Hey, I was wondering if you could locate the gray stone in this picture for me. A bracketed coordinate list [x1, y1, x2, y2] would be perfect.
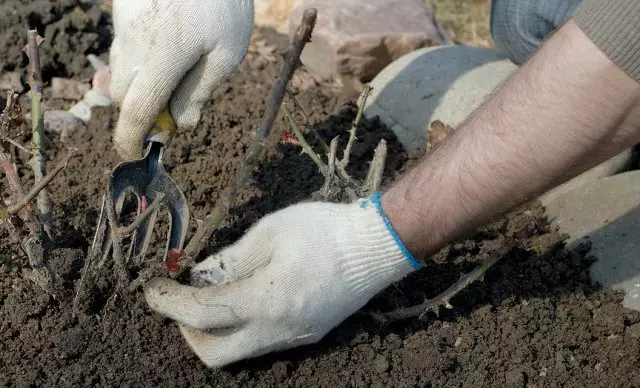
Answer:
[541, 170, 640, 311]
[83, 89, 112, 108]
[288, 0, 450, 83]
[362, 44, 517, 152]
[68, 100, 92, 123]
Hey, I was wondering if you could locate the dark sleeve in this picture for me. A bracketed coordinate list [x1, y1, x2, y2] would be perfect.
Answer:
[572, 0, 640, 83]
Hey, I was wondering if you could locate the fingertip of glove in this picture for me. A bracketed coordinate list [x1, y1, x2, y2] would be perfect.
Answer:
[143, 277, 177, 310]
[170, 103, 202, 132]
[113, 132, 143, 160]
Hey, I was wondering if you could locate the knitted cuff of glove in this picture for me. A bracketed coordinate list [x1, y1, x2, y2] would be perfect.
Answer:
[359, 192, 422, 270]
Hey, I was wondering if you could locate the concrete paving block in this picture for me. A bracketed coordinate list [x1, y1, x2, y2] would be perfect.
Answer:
[362, 44, 517, 152]
[539, 149, 633, 204]
[541, 170, 640, 311]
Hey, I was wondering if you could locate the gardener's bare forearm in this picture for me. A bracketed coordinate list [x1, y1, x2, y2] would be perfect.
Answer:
[382, 19, 640, 260]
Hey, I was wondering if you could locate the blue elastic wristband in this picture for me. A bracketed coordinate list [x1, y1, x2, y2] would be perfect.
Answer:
[362, 192, 422, 270]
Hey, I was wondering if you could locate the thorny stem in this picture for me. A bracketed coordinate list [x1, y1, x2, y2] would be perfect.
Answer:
[340, 85, 372, 169]
[283, 104, 360, 201]
[7, 148, 77, 215]
[25, 29, 53, 238]
[372, 236, 520, 323]
[183, 8, 318, 260]
[320, 136, 339, 198]
[0, 92, 40, 237]
[282, 104, 327, 173]
[286, 89, 329, 154]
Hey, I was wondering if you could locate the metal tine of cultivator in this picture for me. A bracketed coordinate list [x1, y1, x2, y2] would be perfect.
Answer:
[154, 181, 189, 261]
[128, 193, 160, 263]
[128, 168, 190, 263]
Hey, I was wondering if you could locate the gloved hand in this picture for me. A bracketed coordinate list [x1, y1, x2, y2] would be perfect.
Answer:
[109, 0, 254, 160]
[144, 193, 423, 368]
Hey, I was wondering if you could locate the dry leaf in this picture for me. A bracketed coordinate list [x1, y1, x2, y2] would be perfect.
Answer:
[427, 119, 452, 152]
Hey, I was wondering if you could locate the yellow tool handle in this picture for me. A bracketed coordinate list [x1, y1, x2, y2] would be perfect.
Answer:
[144, 107, 177, 146]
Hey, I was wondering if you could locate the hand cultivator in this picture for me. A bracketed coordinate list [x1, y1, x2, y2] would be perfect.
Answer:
[91, 108, 190, 266]
[74, 108, 191, 311]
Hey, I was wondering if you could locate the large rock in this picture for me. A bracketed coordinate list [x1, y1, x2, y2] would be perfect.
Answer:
[362, 44, 517, 152]
[255, 0, 305, 34]
[541, 170, 640, 311]
[288, 0, 450, 84]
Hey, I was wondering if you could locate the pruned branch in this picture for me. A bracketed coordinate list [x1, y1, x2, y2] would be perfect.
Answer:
[182, 8, 319, 261]
[284, 83, 380, 202]
[24, 29, 53, 238]
[340, 85, 372, 169]
[363, 139, 387, 194]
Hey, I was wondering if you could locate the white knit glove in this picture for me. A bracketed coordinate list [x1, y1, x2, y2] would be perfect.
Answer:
[109, 0, 254, 159]
[144, 193, 423, 368]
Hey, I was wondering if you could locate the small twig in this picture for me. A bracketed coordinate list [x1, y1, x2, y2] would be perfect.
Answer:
[1, 136, 31, 155]
[320, 136, 339, 199]
[286, 89, 329, 153]
[24, 29, 53, 238]
[340, 85, 372, 169]
[282, 104, 327, 173]
[0, 88, 44, 269]
[364, 139, 388, 194]
[7, 148, 76, 215]
[282, 101, 360, 198]
[0, 149, 40, 236]
[105, 186, 129, 288]
[373, 237, 519, 323]
[112, 194, 165, 237]
[0, 91, 17, 135]
[183, 8, 318, 260]
[72, 195, 109, 316]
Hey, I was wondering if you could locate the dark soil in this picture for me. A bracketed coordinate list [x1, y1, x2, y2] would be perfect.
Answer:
[2, 2, 640, 387]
